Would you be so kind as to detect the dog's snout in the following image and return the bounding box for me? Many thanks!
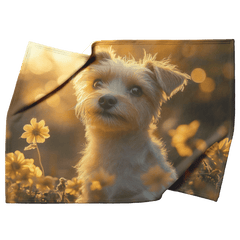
[98,95,118,110]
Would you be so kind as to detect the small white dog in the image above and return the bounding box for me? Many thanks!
[73,48,190,203]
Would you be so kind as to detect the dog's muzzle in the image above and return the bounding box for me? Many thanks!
[98,94,118,110]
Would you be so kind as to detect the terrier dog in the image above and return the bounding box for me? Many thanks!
[73,47,190,203]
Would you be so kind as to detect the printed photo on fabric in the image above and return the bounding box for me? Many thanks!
[5,40,234,203]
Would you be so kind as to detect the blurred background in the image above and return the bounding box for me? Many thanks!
[6,41,234,192]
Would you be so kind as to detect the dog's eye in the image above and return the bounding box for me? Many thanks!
[130,86,143,97]
[93,79,103,89]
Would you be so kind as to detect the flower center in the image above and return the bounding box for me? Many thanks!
[12,162,21,171]
[32,129,40,136]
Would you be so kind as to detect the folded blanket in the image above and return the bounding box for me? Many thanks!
[5,40,234,203]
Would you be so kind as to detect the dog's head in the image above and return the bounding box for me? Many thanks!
[73,48,190,132]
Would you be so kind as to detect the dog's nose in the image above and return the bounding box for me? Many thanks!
[98,95,118,110]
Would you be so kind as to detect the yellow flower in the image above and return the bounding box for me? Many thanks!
[15,168,35,187]
[206,138,232,164]
[65,178,83,195]
[36,176,57,192]
[89,168,116,190]
[90,181,102,191]
[5,151,34,179]
[32,165,43,178]
[21,118,50,143]
[141,165,174,192]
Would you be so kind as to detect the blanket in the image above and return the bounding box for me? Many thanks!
[5,40,234,203]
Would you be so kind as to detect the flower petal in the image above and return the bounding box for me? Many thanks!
[219,138,227,149]
[34,167,43,177]
[38,120,45,129]
[15,151,25,163]
[21,132,32,138]
[23,124,33,132]
[40,126,50,134]
[40,132,50,139]
[30,118,37,128]
[25,158,34,165]
[6,152,15,162]
[36,135,45,143]
[27,135,35,144]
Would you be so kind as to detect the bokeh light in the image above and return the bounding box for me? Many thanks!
[199,77,216,93]
[35,93,45,101]
[46,94,61,108]
[217,125,228,137]
[168,120,200,157]
[195,139,207,152]
[222,62,234,80]
[45,80,58,92]
[29,58,52,75]
[162,117,177,132]
[57,74,69,85]
[28,46,53,75]
[191,68,206,83]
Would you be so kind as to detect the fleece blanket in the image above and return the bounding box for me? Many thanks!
[5,40,234,203]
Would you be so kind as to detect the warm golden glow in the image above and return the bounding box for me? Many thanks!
[35,93,45,101]
[45,80,57,92]
[191,68,206,83]
[29,58,52,75]
[57,74,69,85]
[195,139,207,152]
[199,77,216,93]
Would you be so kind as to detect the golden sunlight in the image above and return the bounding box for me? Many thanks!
[199,77,216,93]
[168,120,200,157]
[191,68,206,83]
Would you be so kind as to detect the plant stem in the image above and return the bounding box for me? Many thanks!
[36,143,45,176]
[61,192,65,203]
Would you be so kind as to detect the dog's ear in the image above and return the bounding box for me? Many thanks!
[145,59,190,100]
[94,47,115,62]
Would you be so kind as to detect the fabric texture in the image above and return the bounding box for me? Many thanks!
[5,40,234,203]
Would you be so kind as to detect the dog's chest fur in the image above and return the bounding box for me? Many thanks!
[78,128,170,201]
